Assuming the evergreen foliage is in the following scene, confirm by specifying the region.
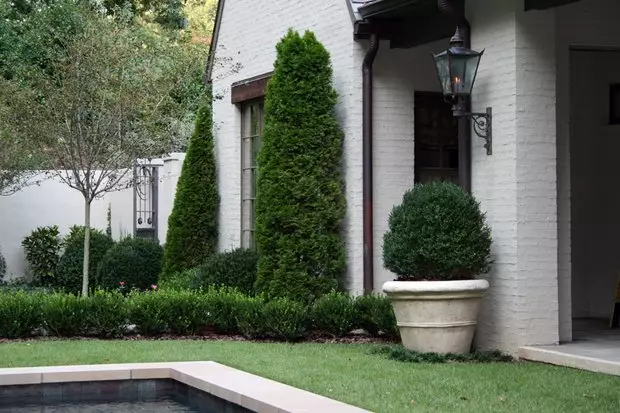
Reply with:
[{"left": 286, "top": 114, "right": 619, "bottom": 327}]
[
  {"left": 54, "top": 231, "right": 115, "bottom": 294},
  {"left": 162, "top": 104, "right": 219, "bottom": 278},
  {"left": 254, "top": 29, "right": 347, "bottom": 302},
  {"left": 96, "top": 237, "right": 164, "bottom": 291},
  {"left": 191, "top": 248, "right": 258, "bottom": 295},
  {"left": 383, "top": 182, "right": 492, "bottom": 281}
]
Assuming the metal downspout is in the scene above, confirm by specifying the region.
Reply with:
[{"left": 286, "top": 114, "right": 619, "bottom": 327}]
[
  {"left": 363, "top": 33, "right": 379, "bottom": 295},
  {"left": 438, "top": 0, "right": 472, "bottom": 192}
]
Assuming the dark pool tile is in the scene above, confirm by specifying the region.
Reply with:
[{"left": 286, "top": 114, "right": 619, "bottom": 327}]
[
  {"left": 155, "top": 379, "right": 175, "bottom": 394},
  {"left": 138, "top": 380, "right": 157, "bottom": 398},
  {"left": 118, "top": 379, "right": 138, "bottom": 398},
  {"left": 98, "top": 380, "right": 122, "bottom": 396},
  {"left": 61, "top": 382, "right": 82, "bottom": 397},
  {"left": 80, "top": 381, "right": 103, "bottom": 396},
  {"left": 0, "top": 384, "right": 42, "bottom": 400}
]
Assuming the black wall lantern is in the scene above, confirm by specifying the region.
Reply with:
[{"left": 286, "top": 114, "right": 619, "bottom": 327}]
[{"left": 433, "top": 28, "right": 492, "bottom": 155}]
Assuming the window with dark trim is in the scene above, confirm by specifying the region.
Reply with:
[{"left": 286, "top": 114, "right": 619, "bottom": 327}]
[{"left": 240, "top": 100, "right": 264, "bottom": 249}]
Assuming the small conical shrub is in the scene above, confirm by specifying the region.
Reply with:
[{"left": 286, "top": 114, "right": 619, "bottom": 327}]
[
  {"left": 161, "top": 104, "right": 219, "bottom": 279},
  {"left": 254, "top": 29, "right": 347, "bottom": 302}
]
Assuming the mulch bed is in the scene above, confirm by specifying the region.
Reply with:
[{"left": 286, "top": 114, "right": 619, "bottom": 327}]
[{"left": 0, "top": 332, "right": 398, "bottom": 345}]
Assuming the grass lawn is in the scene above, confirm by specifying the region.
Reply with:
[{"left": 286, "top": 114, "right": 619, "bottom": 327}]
[{"left": 0, "top": 340, "right": 618, "bottom": 412}]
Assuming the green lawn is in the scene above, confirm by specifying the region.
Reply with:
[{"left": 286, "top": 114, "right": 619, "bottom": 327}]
[{"left": 0, "top": 340, "right": 618, "bottom": 412}]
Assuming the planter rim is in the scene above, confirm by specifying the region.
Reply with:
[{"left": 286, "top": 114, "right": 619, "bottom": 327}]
[{"left": 382, "top": 279, "right": 489, "bottom": 294}]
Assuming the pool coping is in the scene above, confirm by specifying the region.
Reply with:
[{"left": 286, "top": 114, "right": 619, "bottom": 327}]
[{"left": 0, "top": 361, "right": 371, "bottom": 412}]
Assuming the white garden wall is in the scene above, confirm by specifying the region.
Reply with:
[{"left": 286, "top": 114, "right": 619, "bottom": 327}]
[{"left": 0, "top": 153, "right": 184, "bottom": 280}]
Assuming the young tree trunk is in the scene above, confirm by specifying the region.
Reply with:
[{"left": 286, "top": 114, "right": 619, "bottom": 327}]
[{"left": 82, "top": 200, "right": 91, "bottom": 296}]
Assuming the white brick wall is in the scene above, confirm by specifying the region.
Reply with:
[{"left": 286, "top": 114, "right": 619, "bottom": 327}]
[
  {"left": 515, "top": 6, "right": 559, "bottom": 347},
  {"left": 372, "top": 39, "right": 449, "bottom": 290},
  {"left": 468, "top": 0, "right": 522, "bottom": 352},
  {"left": 211, "top": 0, "right": 367, "bottom": 292}
]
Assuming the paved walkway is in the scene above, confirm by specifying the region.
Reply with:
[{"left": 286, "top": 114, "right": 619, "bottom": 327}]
[{"left": 519, "top": 319, "right": 620, "bottom": 376}]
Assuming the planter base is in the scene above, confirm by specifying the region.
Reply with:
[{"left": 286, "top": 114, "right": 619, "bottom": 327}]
[{"left": 383, "top": 280, "right": 489, "bottom": 354}]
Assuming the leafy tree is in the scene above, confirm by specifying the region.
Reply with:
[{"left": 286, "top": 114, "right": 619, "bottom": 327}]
[
  {"left": 254, "top": 29, "right": 347, "bottom": 302},
  {"left": 0, "top": 8, "right": 195, "bottom": 295},
  {"left": 162, "top": 104, "right": 219, "bottom": 278}
]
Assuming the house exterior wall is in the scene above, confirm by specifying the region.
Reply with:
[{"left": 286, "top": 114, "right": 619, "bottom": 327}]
[
  {"left": 211, "top": 0, "right": 367, "bottom": 292},
  {"left": 371, "top": 38, "right": 449, "bottom": 290},
  {"left": 467, "top": 0, "right": 560, "bottom": 352},
  {"left": 211, "top": 0, "right": 453, "bottom": 294}
]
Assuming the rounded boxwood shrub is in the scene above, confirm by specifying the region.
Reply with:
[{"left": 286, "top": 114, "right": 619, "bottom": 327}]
[
  {"left": 96, "top": 237, "right": 163, "bottom": 291},
  {"left": 54, "top": 230, "right": 115, "bottom": 294},
  {"left": 383, "top": 182, "right": 492, "bottom": 281},
  {"left": 309, "top": 291, "right": 356, "bottom": 337},
  {"left": 354, "top": 294, "right": 398, "bottom": 338},
  {"left": 254, "top": 29, "right": 347, "bottom": 302},
  {"left": 162, "top": 104, "right": 219, "bottom": 279},
  {"left": 191, "top": 248, "right": 257, "bottom": 294}
]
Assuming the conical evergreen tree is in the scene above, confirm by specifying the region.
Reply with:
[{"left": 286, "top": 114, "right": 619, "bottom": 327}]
[
  {"left": 161, "top": 104, "right": 219, "bottom": 278},
  {"left": 254, "top": 29, "right": 347, "bottom": 302}
]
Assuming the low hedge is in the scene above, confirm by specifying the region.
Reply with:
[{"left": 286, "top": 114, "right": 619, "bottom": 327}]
[{"left": 0, "top": 290, "right": 398, "bottom": 341}]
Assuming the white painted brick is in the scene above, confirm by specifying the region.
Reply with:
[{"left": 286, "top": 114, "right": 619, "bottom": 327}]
[{"left": 212, "top": 0, "right": 366, "bottom": 294}]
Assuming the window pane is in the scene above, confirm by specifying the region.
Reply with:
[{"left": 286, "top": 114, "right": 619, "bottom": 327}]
[{"left": 240, "top": 101, "right": 264, "bottom": 249}]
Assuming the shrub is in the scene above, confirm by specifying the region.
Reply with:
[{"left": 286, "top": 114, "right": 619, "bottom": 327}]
[
  {"left": 202, "top": 286, "right": 244, "bottom": 334},
  {"left": 354, "top": 294, "right": 398, "bottom": 338},
  {"left": 81, "top": 290, "right": 127, "bottom": 337},
  {"left": 162, "top": 104, "right": 219, "bottom": 279},
  {"left": 383, "top": 182, "right": 492, "bottom": 281},
  {"left": 21, "top": 225, "right": 61, "bottom": 286},
  {"left": 235, "top": 295, "right": 267, "bottom": 339},
  {"left": 42, "top": 293, "right": 88, "bottom": 337},
  {"left": 254, "top": 29, "right": 347, "bottom": 302},
  {"left": 0, "top": 246, "right": 6, "bottom": 285},
  {"left": 157, "top": 289, "right": 210, "bottom": 335},
  {"left": 309, "top": 292, "right": 356, "bottom": 337},
  {"left": 0, "top": 291, "right": 43, "bottom": 338},
  {"left": 127, "top": 290, "right": 167, "bottom": 335},
  {"left": 54, "top": 230, "right": 115, "bottom": 294},
  {"left": 263, "top": 297, "right": 306, "bottom": 341},
  {"left": 96, "top": 237, "right": 163, "bottom": 291},
  {"left": 192, "top": 248, "right": 257, "bottom": 294},
  {"left": 63, "top": 225, "right": 106, "bottom": 248},
  {"left": 159, "top": 267, "right": 198, "bottom": 291}
]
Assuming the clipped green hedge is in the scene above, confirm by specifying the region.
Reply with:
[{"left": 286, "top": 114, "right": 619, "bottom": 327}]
[
  {"left": 0, "top": 290, "right": 397, "bottom": 341},
  {"left": 254, "top": 29, "right": 347, "bottom": 302},
  {"left": 96, "top": 237, "right": 163, "bottom": 291}
]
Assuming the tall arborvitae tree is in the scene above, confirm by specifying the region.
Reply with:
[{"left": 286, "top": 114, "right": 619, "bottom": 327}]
[
  {"left": 162, "top": 104, "right": 219, "bottom": 278},
  {"left": 254, "top": 29, "right": 347, "bottom": 302}
]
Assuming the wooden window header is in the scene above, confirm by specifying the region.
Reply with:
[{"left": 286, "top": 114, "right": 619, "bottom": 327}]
[{"left": 231, "top": 72, "right": 273, "bottom": 104}]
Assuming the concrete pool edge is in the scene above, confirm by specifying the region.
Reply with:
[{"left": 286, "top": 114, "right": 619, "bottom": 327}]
[{"left": 0, "top": 361, "right": 371, "bottom": 413}]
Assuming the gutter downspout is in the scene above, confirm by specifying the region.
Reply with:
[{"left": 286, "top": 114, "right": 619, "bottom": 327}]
[
  {"left": 363, "top": 33, "right": 379, "bottom": 295},
  {"left": 438, "top": 0, "right": 472, "bottom": 193}
]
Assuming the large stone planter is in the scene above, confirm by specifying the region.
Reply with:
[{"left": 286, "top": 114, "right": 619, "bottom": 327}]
[{"left": 383, "top": 280, "right": 489, "bottom": 354}]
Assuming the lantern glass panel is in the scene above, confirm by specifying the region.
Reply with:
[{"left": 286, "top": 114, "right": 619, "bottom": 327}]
[{"left": 433, "top": 52, "right": 452, "bottom": 96}]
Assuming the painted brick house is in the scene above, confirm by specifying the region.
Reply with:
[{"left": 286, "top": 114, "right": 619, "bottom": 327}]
[{"left": 206, "top": 0, "right": 620, "bottom": 356}]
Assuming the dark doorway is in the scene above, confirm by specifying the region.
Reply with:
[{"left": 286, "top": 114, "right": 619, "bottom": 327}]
[{"left": 414, "top": 92, "right": 459, "bottom": 184}]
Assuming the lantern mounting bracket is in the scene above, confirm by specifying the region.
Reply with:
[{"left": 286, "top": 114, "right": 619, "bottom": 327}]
[{"left": 454, "top": 106, "right": 492, "bottom": 156}]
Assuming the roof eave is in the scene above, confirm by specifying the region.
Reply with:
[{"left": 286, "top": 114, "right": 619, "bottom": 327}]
[{"left": 204, "top": 0, "right": 225, "bottom": 84}]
